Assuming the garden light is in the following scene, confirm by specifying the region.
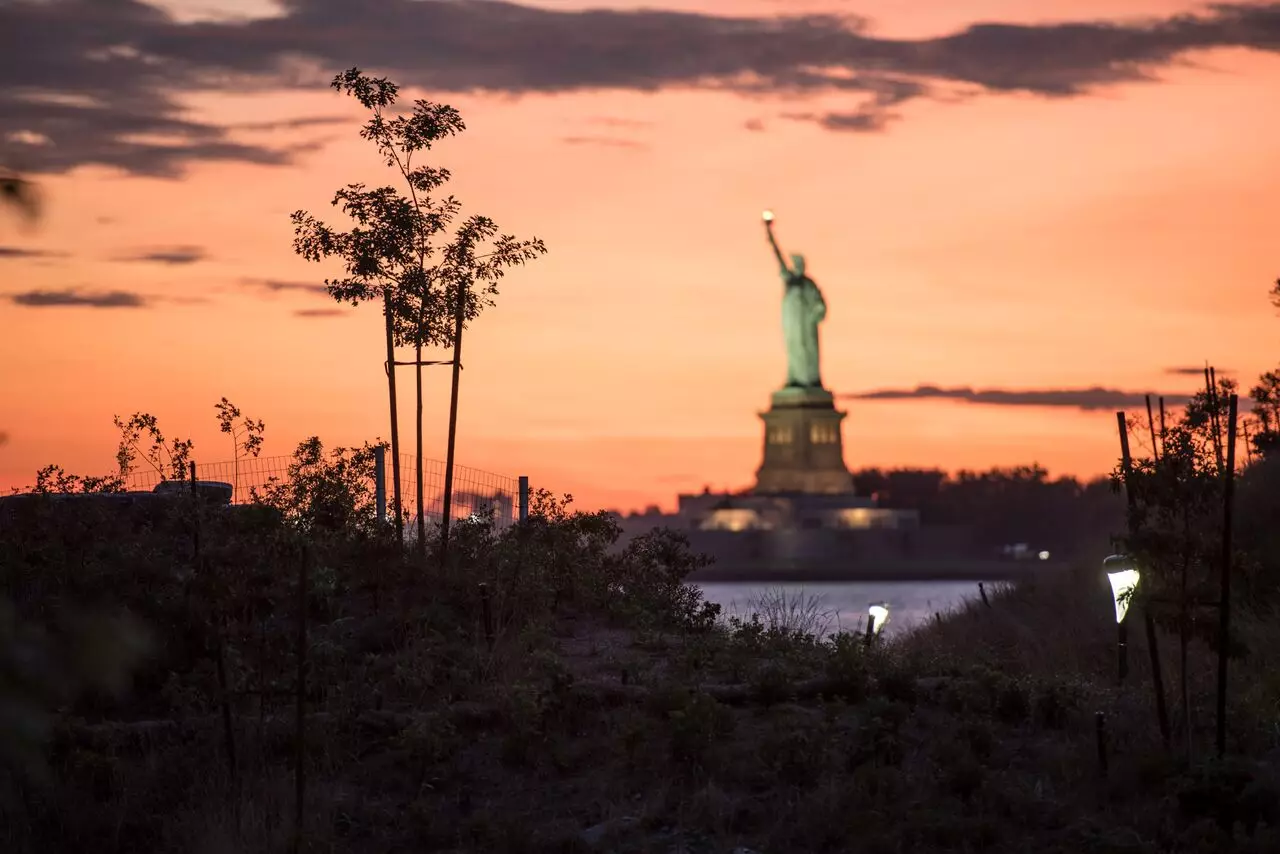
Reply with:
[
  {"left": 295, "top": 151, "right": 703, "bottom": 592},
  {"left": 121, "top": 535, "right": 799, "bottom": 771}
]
[
  {"left": 1104, "top": 555, "right": 1140, "bottom": 625},
  {"left": 868, "top": 603, "right": 889, "bottom": 636},
  {"left": 1103, "top": 554, "right": 1141, "bottom": 682}
]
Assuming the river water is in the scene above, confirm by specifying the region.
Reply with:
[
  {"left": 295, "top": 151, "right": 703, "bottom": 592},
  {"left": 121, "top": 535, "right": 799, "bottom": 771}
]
[{"left": 692, "top": 580, "right": 996, "bottom": 639}]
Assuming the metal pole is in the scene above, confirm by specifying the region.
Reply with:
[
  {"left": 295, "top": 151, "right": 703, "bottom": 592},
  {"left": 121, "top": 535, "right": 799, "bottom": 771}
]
[
  {"left": 1216, "top": 393, "right": 1238, "bottom": 758},
  {"left": 1145, "top": 610, "right": 1172, "bottom": 747},
  {"left": 373, "top": 445, "right": 387, "bottom": 523},
  {"left": 518, "top": 475, "right": 529, "bottom": 523},
  {"left": 1118, "top": 619, "right": 1129, "bottom": 682},
  {"left": 439, "top": 275, "right": 468, "bottom": 569}
]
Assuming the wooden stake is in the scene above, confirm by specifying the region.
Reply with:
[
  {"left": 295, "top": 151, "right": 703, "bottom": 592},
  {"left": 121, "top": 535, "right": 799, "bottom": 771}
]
[
  {"left": 1158, "top": 396, "right": 1167, "bottom": 458},
  {"left": 415, "top": 338, "right": 427, "bottom": 558},
  {"left": 1205, "top": 365, "right": 1224, "bottom": 475},
  {"left": 480, "top": 582, "right": 495, "bottom": 651},
  {"left": 293, "top": 543, "right": 309, "bottom": 854},
  {"left": 1216, "top": 394, "right": 1238, "bottom": 758},
  {"left": 1146, "top": 394, "right": 1160, "bottom": 462},
  {"left": 1145, "top": 610, "right": 1171, "bottom": 747},
  {"left": 1096, "top": 711, "right": 1109, "bottom": 777},
  {"left": 1180, "top": 491, "right": 1193, "bottom": 761},
  {"left": 384, "top": 293, "right": 404, "bottom": 550}
]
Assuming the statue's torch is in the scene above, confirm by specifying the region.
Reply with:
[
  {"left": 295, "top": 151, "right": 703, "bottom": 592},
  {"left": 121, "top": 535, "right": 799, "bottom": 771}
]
[{"left": 762, "top": 209, "right": 774, "bottom": 226}]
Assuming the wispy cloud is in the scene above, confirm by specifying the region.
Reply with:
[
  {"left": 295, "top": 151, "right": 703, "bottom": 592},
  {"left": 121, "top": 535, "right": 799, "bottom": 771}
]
[
  {"left": 239, "top": 276, "right": 328, "bottom": 296},
  {"left": 561, "top": 136, "right": 646, "bottom": 150},
  {"left": 586, "top": 116, "right": 652, "bottom": 129},
  {"left": 5, "top": 1, "right": 1280, "bottom": 174},
  {"left": 6, "top": 288, "right": 149, "bottom": 308},
  {"left": 0, "top": 246, "right": 68, "bottom": 259},
  {"left": 113, "top": 245, "right": 207, "bottom": 265},
  {"left": 0, "top": 430, "right": 8, "bottom": 447},
  {"left": 1165, "top": 366, "right": 1233, "bottom": 376},
  {"left": 292, "top": 307, "right": 346, "bottom": 318},
  {"left": 842, "top": 384, "right": 1196, "bottom": 412}
]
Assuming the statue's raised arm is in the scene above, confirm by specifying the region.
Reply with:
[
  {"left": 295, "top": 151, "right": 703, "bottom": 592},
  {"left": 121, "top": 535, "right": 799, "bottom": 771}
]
[{"left": 762, "top": 210, "right": 790, "bottom": 275}]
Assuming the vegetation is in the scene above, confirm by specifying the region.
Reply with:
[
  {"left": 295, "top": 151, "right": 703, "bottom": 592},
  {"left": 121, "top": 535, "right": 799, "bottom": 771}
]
[{"left": 2, "top": 361, "right": 1280, "bottom": 852}]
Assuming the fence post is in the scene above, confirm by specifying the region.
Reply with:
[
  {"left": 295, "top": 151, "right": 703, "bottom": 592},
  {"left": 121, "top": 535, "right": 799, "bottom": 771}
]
[
  {"left": 374, "top": 446, "right": 387, "bottom": 524},
  {"left": 518, "top": 476, "right": 529, "bottom": 523}
]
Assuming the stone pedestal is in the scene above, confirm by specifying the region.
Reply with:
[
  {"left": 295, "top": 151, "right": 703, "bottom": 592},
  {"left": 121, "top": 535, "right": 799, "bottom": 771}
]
[{"left": 753, "top": 387, "right": 854, "bottom": 494}]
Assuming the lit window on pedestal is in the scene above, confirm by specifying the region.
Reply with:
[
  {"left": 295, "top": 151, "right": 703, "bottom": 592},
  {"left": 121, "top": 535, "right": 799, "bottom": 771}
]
[
  {"left": 769, "top": 427, "right": 793, "bottom": 445},
  {"left": 810, "top": 423, "right": 837, "bottom": 444}
]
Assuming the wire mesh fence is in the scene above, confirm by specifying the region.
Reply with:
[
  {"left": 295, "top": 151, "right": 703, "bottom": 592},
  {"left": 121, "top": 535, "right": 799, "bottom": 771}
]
[
  {"left": 394, "top": 454, "right": 521, "bottom": 529},
  {"left": 120, "top": 452, "right": 525, "bottom": 530},
  {"left": 123, "top": 455, "right": 294, "bottom": 504}
]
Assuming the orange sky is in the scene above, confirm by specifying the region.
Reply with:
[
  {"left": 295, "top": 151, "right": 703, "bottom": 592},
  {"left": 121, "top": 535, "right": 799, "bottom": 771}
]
[{"left": 1, "top": 0, "right": 1277, "bottom": 511}]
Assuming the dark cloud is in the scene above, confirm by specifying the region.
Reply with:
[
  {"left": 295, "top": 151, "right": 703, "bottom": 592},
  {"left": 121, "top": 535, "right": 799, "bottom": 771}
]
[
  {"left": 842, "top": 385, "right": 1196, "bottom": 412},
  {"left": 0, "top": 431, "right": 7, "bottom": 447},
  {"left": 292, "top": 307, "right": 346, "bottom": 318},
  {"left": 744, "top": 118, "right": 766, "bottom": 132},
  {"left": 1165, "top": 365, "right": 1233, "bottom": 376},
  {"left": 114, "top": 245, "right": 207, "bottom": 265},
  {"left": 3, "top": 1, "right": 1280, "bottom": 175},
  {"left": 239, "top": 276, "right": 328, "bottom": 296},
  {"left": 6, "top": 288, "right": 148, "bottom": 308},
  {"left": 0, "top": 246, "right": 68, "bottom": 259},
  {"left": 561, "top": 136, "right": 646, "bottom": 150}
]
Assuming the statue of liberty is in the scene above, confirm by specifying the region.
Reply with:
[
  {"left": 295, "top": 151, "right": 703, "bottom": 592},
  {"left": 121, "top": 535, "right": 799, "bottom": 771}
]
[{"left": 763, "top": 210, "right": 826, "bottom": 389}]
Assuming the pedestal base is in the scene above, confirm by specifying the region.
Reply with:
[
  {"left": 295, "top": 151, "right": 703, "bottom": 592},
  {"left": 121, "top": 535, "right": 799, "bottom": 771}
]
[{"left": 754, "top": 386, "right": 854, "bottom": 494}]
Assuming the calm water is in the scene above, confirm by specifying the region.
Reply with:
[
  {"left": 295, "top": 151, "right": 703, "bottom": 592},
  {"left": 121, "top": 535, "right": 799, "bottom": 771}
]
[{"left": 692, "top": 580, "right": 995, "bottom": 639}]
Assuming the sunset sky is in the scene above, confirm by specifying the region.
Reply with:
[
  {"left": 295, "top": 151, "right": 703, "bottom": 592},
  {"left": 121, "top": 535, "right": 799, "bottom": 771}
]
[{"left": 1, "top": 0, "right": 1277, "bottom": 511}]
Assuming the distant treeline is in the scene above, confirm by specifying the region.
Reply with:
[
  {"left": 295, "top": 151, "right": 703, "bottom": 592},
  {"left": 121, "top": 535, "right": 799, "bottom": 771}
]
[{"left": 851, "top": 465, "right": 1125, "bottom": 557}]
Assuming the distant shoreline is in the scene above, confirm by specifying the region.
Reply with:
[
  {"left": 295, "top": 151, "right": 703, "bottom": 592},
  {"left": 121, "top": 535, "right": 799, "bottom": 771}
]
[{"left": 685, "top": 558, "right": 1071, "bottom": 584}]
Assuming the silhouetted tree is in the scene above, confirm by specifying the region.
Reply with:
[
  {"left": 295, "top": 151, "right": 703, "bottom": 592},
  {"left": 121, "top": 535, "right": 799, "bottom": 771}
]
[
  {"left": 291, "top": 69, "right": 545, "bottom": 552},
  {"left": 852, "top": 464, "right": 1122, "bottom": 557},
  {"left": 1247, "top": 369, "right": 1280, "bottom": 460},
  {"left": 851, "top": 467, "right": 888, "bottom": 498}
]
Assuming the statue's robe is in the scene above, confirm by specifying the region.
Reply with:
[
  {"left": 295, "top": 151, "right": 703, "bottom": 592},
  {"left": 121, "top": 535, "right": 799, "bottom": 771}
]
[{"left": 781, "top": 271, "right": 826, "bottom": 388}]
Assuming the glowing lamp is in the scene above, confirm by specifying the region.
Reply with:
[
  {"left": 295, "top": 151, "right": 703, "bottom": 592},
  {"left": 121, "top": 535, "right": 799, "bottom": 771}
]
[
  {"left": 1038, "top": 550, "right": 1050, "bottom": 561},
  {"left": 762, "top": 209, "right": 774, "bottom": 223},
  {"left": 868, "top": 603, "right": 890, "bottom": 636},
  {"left": 1103, "top": 554, "right": 1141, "bottom": 682},
  {"left": 1104, "top": 555, "right": 1140, "bottom": 624}
]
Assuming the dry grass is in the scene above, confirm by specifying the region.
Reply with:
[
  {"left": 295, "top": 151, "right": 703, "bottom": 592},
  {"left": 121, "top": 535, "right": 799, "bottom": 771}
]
[{"left": 729, "top": 586, "right": 841, "bottom": 639}]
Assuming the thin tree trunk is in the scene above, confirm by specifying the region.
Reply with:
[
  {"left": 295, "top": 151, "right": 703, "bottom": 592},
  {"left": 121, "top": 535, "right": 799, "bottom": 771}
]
[
  {"left": 383, "top": 293, "right": 404, "bottom": 549},
  {"left": 439, "top": 277, "right": 467, "bottom": 569},
  {"left": 415, "top": 339, "right": 426, "bottom": 556}
]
